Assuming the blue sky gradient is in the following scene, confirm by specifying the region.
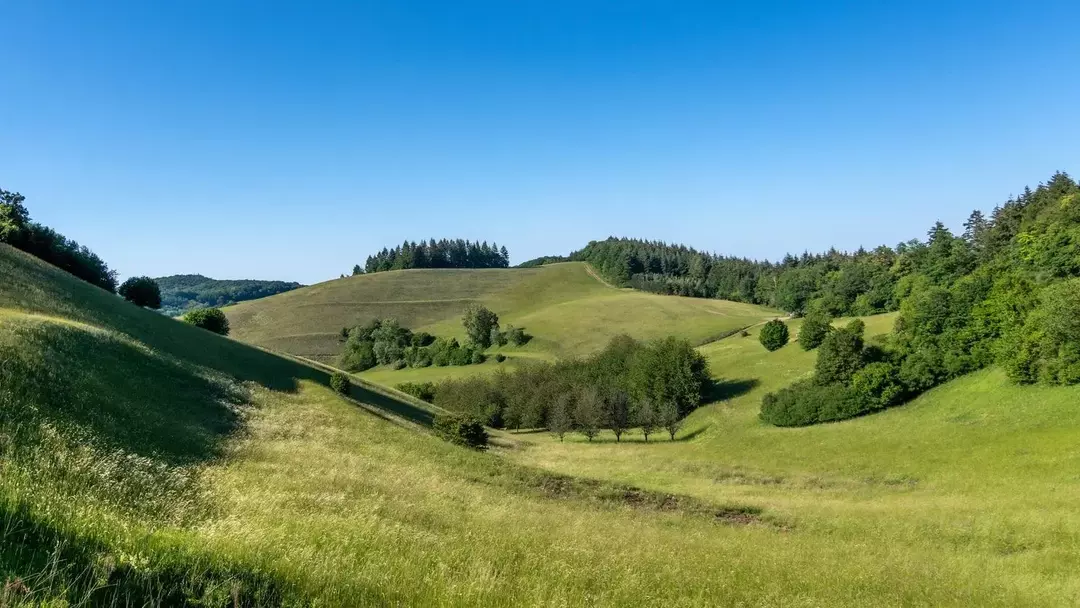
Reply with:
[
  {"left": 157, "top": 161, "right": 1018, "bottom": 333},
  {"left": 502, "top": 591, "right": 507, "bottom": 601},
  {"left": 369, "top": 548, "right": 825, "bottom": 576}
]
[{"left": 2, "top": 1, "right": 1079, "bottom": 283}]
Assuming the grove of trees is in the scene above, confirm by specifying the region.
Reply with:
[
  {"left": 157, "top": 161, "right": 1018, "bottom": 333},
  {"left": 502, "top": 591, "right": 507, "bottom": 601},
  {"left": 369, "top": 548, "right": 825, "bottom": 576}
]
[
  {"left": 761, "top": 171, "right": 1080, "bottom": 426},
  {"left": 356, "top": 239, "right": 510, "bottom": 274},
  {"left": 430, "top": 335, "right": 711, "bottom": 441}
]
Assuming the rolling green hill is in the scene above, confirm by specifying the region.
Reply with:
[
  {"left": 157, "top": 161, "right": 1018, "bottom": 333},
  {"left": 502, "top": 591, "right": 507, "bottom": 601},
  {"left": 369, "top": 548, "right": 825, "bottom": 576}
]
[
  {"left": 6, "top": 242, "right": 1080, "bottom": 605},
  {"left": 225, "top": 261, "right": 778, "bottom": 366}
]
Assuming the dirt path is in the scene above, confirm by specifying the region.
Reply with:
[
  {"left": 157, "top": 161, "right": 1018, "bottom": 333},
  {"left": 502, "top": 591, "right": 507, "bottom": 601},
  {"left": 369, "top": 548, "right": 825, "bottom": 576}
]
[{"left": 583, "top": 263, "right": 620, "bottom": 289}]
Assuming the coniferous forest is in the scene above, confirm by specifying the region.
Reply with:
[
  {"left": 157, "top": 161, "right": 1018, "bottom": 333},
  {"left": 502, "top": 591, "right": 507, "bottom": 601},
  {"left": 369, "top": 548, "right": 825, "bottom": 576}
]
[{"left": 356, "top": 239, "right": 510, "bottom": 274}]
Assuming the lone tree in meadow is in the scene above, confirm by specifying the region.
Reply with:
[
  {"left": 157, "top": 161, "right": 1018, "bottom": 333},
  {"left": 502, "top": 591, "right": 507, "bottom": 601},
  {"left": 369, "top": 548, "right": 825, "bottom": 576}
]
[
  {"left": 759, "top": 319, "right": 790, "bottom": 352},
  {"left": 463, "top": 304, "right": 499, "bottom": 348},
  {"left": 183, "top": 307, "right": 230, "bottom": 336},
  {"left": 118, "top": 276, "right": 162, "bottom": 309},
  {"left": 798, "top": 312, "right": 832, "bottom": 351}
]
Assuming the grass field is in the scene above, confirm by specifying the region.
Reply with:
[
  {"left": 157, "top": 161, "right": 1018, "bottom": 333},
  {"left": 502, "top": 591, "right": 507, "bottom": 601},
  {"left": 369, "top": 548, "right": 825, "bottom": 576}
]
[
  {"left": 7, "top": 243, "right": 1080, "bottom": 605},
  {"left": 225, "top": 262, "right": 778, "bottom": 368}
]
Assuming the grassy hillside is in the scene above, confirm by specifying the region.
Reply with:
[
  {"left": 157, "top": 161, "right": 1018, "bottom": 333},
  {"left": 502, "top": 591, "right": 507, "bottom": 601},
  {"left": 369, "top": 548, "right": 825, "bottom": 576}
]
[
  {"left": 226, "top": 261, "right": 778, "bottom": 366},
  {"left": 503, "top": 313, "right": 1080, "bottom": 605},
  {"left": 6, "top": 244, "right": 1080, "bottom": 604}
]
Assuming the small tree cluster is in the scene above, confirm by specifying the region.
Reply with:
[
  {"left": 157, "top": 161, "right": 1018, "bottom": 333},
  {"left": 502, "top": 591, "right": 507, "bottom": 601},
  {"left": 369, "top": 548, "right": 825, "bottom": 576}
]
[
  {"left": 182, "top": 308, "right": 230, "bottom": 335},
  {"left": 432, "top": 335, "right": 711, "bottom": 442},
  {"left": 361, "top": 239, "right": 510, "bottom": 274},
  {"left": 797, "top": 312, "right": 832, "bottom": 350},
  {"left": 338, "top": 319, "right": 484, "bottom": 372},
  {"left": 463, "top": 304, "right": 500, "bottom": 348}
]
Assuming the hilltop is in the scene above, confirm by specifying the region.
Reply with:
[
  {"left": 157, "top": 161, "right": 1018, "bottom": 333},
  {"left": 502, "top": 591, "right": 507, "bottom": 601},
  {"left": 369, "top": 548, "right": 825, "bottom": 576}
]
[
  {"left": 154, "top": 274, "right": 302, "bottom": 316},
  {"left": 225, "top": 261, "right": 777, "bottom": 365}
]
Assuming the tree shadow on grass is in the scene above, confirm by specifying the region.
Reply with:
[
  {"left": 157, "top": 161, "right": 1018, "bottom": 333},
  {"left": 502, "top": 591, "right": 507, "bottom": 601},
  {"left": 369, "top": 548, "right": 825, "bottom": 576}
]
[{"left": 705, "top": 378, "right": 760, "bottom": 403}]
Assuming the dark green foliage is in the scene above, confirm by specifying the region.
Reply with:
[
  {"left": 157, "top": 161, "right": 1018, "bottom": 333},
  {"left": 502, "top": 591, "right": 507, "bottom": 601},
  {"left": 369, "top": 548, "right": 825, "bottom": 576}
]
[
  {"left": 636, "top": 399, "right": 658, "bottom": 442},
  {"left": 396, "top": 381, "right": 437, "bottom": 402},
  {"left": 0, "top": 187, "right": 117, "bottom": 292},
  {"left": 760, "top": 380, "right": 866, "bottom": 426},
  {"left": 813, "top": 321, "right": 866, "bottom": 386},
  {"left": 568, "top": 237, "right": 900, "bottom": 317},
  {"left": 118, "top": 276, "right": 162, "bottom": 309},
  {"left": 495, "top": 353, "right": 507, "bottom": 363},
  {"left": 491, "top": 327, "right": 509, "bottom": 347},
  {"left": 516, "top": 255, "right": 569, "bottom": 268},
  {"left": 154, "top": 275, "right": 301, "bottom": 317},
  {"left": 340, "top": 338, "right": 377, "bottom": 372},
  {"left": 182, "top": 308, "right": 230, "bottom": 335},
  {"left": 760, "top": 172, "right": 1080, "bottom": 426},
  {"left": 1001, "top": 278, "right": 1080, "bottom": 384},
  {"left": 432, "top": 335, "right": 711, "bottom": 436},
  {"left": 505, "top": 325, "right": 529, "bottom": 346},
  {"left": 432, "top": 412, "right": 488, "bottom": 449},
  {"left": 758, "top": 320, "right": 789, "bottom": 352},
  {"left": 798, "top": 313, "right": 831, "bottom": 350},
  {"left": 463, "top": 304, "right": 500, "bottom": 348},
  {"left": 659, "top": 401, "right": 682, "bottom": 440},
  {"left": 850, "top": 362, "right": 905, "bottom": 409},
  {"left": 330, "top": 371, "right": 350, "bottom": 395},
  {"left": 0, "top": 189, "right": 30, "bottom": 243},
  {"left": 360, "top": 239, "right": 510, "bottom": 273}
]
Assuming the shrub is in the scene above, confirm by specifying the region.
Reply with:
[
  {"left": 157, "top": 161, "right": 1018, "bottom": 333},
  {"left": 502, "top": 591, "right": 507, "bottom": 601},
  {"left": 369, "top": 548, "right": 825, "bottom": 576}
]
[
  {"left": 330, "top": 372, "right": 350, "bottom": 395},
  {"left": 182, "top": 307, "right": 230, "bottom": 335},
  {"left": 760, "top": 380, "right": 865, "bottom": 426},
  {"left": 391, "top": 359, "right": 406, "bottom": 370},
  {"left": 396, "top": 381, "right": 437, "bottom": 402},
  {"left": 433, "top": 412, "right": 488, "bottom": 449},
  {"left": 505, "top": 325, "right": 529, "bottom": 346},
  {"left": 740, "top": 330, "right": 750, "bottom": 338},
  {"left": 119, "top": 276, "right": 162, "bottom": 309},
  {"left": 339, "top": 339, "right": 377, "bottom": 372},
  {"left": 814, "top": 321, "right": 866, "bottom": 385},
  {"left": 798, "top": 313, "right": 831, "bottom": 351},
  {"left": 849, "top": 362, "right": 904, "bottom": 410},
  {"left": 759, "top": 319, "right": 789, "bottom": 352},
  {"left": 411, "top": 332, "right": 436, "bottom": 347},
  {"left": 470, "top": 350, "right": 486, "bottom": 365},
  {"left": 491, "top": 328, "right": 508, "bottom": 347},
  {"left": 495, "top": 353, "right": 507, "bottom": 363}
]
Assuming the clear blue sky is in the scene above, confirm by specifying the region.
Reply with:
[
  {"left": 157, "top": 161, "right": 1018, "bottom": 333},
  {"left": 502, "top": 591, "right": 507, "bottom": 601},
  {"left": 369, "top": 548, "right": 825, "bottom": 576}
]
[{"left": 3, "top": 1, "right": 1078, "bottom": 284}]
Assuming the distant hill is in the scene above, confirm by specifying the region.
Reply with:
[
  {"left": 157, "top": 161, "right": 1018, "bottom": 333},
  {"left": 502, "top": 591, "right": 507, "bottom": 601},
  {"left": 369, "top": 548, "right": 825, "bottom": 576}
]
[
  {"left": 155, "top": 274, "right": 303, "bottom": 316},
  {"left": 225, "top": 262, "right": 777, "bottom": 366}
]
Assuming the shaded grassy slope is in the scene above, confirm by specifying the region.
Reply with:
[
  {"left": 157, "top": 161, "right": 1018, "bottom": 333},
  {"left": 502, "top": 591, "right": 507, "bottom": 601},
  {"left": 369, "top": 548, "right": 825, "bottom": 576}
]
[{"left": 226, "top": 262, "right": 777, "bottom": 364}]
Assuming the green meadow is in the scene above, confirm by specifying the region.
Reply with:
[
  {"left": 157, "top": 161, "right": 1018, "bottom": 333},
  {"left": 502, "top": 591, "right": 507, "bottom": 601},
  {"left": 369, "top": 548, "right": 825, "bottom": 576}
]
[{"left": 3, "top": 240, "right": 1080, "bottom": 606}]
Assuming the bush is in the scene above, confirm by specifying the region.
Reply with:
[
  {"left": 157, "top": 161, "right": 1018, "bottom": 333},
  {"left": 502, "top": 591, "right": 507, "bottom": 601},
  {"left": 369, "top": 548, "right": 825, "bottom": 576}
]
[
  {"left": 339, "top": 339, "right": 377, "bottom": 372},
  {"left": 433, "top": 412, "right": 488, "bottom": 449},
  {"left": 411, "top": 332, "right": 436, "bottom": 347},
  {"left": 330, "top": 372, "right": 350, "bottom": 395},
  {"left": 470, "top": 350, "right": 487, "bottom": 365},
  {"left": 182, "top": 307, "right": 230, "bottom": 335},
  {"left": 495, "top": 353, "right": 507, "bottom": 363},
  {"left": 391, "top": 359, "right": 406, "bottom": 370},
  {"left": 396, "top": 381, "right": 437, "bottom": 402},
  {"left": 505, "top": 325, "right": 529, "bottom": 346},
  {"left": 759, "top": 319, "right": 789, "bottom": 351},
  {"left": 1000, "top": 278, "right": 1080, "bottom": 385},
  {"left": 491, "top": 328, "right": 508, "bottom": 347},
  {"left": 798, "top": 313, "right": 831, "bottom": 351},
  {"left": 814, "top": 321, "right": 866, "bottom": 385},
  {"left": 119, "top": 276, "right": 162, "bottom": 309},
  {"left": 760, "top": 380, "right": 866, "bottom": 426},
  {"left": 849, "top": 362, "right": 905, "bottom": 410}
]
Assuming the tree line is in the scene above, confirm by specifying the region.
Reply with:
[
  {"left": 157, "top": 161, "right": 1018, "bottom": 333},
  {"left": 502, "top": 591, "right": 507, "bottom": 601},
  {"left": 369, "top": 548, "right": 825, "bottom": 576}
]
[
  {"left": 355, "top": 239, "right": 510, "bottom": 275},
  {"left": 760, "top": 171, "right": 1080, "bottom": 425},
  {"left": 426, "top": 335, "right": 712, "bottom": 442},
  {"left": 1, "top": 189, "right": 118, "bottom": 292}
]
